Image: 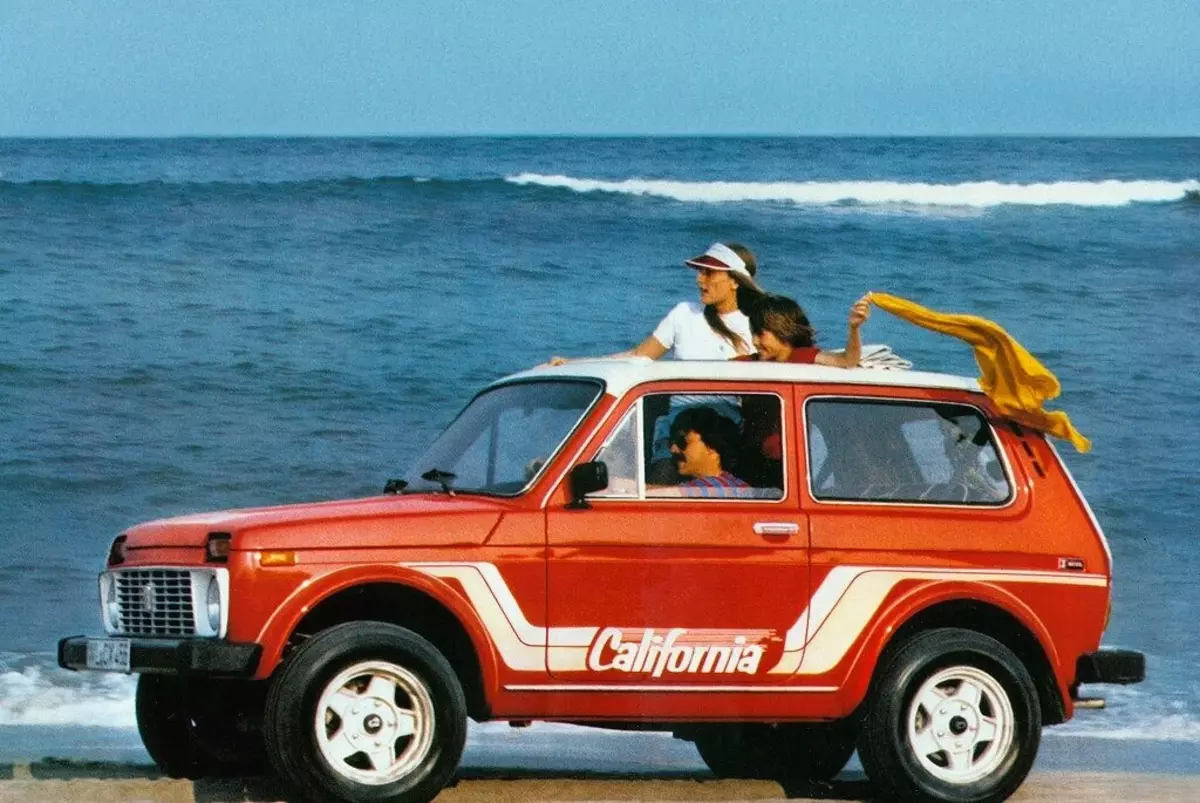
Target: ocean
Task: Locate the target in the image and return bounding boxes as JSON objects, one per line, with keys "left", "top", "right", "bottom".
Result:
{"left": 1, "top": 137, "right": 1198, "bottom": 758}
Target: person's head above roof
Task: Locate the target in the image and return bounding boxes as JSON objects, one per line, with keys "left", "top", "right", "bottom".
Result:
{"left": 684, "top": 242, "right": 764, "bottom": 295}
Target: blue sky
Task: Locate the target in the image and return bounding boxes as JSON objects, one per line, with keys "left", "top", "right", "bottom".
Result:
{"left": 2, "top": 0, "right": 1197, "bottom": 136}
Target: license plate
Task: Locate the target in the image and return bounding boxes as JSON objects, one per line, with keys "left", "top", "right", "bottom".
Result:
{"left": 86, "top": 639, "right": 131, "bottom": 672}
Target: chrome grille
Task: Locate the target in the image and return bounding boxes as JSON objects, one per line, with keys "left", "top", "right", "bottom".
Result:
{"left": 114, "top": 568, "right": 195, "bottom": 636}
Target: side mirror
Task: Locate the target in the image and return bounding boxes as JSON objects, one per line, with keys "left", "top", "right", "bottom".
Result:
{"left": 567, "top": 461, "right": 608, "bottom": 509}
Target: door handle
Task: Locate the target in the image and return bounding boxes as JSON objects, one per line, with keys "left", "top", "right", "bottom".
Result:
{"left": 753, "top": 522, "right": 800, "bottom": 536}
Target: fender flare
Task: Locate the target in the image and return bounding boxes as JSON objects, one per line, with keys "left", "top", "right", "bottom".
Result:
{"left": 836, "top": 580, "right": 1062, "bottom": 714}
{"left": 251, "top": 564, "right": 499, "bottom": 696}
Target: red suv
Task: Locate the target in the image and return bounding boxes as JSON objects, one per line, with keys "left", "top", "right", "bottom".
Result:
{"left": 60, "top": 359, "right": 1144, "bottom": 803}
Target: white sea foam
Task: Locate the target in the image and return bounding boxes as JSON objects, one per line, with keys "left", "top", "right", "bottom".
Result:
{"left": 0, "top": 662, "right": 136, "bottom": 727}
{"left": 506, "top": 173, "right": 1200, "bottom": 209}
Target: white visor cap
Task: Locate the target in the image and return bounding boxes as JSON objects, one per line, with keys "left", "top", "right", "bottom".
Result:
{"left": 684, "top": 243, "right": 761, "bottom": 290}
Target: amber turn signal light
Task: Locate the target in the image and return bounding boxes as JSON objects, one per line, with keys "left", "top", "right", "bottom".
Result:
{"left": 260, "top": 551, "right": 297, "bottom": 567}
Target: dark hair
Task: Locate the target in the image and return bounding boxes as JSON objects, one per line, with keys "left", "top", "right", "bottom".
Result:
{"left": 747, "top": 294, "right": 817, "bottom": 348}
{"left": 702, "top": 243, "right": 766, "bottom": 354}
{"left": 671, "top": 407, "right": 740, "bottom": 471}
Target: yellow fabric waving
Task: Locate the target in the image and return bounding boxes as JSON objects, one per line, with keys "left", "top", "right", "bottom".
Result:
{"left": 868, "top": 292, "right": 1091, "bottom": 452}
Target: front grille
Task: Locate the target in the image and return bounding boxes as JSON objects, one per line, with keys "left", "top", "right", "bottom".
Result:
{"left": 114, "top": 568, "right": 196, "bottom": 636}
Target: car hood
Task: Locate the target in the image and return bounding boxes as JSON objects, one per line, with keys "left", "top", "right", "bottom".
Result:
{"left": 121, "top": 494, "right": 514, "bottom": 551}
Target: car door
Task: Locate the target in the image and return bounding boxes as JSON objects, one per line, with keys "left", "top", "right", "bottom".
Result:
{"left": 544, "top": 381, "right": 811, "bottom": 686}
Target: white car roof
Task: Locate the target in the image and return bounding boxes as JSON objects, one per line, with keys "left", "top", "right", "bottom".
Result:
{"left": 495, "top": 358, "right": 983, "bottom": 399}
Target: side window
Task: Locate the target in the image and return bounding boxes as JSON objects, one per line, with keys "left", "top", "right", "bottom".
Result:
{"left": 644, "top": 393, "right": 784, "bottom": 500}
{"left": 587, "top": 392, "right": 787, "bottom": 501}
{"left": 807, "top": 399, "right": 1011, "bottom": 505}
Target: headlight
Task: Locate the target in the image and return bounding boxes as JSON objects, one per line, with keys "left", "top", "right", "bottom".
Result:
{"left": 205, "top": 574, "right": 222, "bottom": 633}
{"left": 102, "top": 574, "right": 120, "bottom": 631}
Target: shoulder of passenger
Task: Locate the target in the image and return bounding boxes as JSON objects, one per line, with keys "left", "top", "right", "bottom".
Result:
{"left": 669, "top": 300, "right": 703, "bottom": 317}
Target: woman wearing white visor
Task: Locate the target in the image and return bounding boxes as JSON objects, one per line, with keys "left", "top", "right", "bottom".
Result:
{"left": 549, "top": 242, "right": 766, "bottom": 481}
{"left": 550, "top": 242, "right": 766, "bottom": 364}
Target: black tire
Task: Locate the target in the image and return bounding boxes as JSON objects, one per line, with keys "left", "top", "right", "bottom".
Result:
{"left": 858, "top": 628, "right": 1041, "bottom": 803}
{"left": 765, "top": 721, "right": 859, "bottom": 781}
{"left": 695, "top": 720, "right": 857, "bottom": 781}
{"left": 262, "top": 621, "right": 467, "bottom": 803}
{"left": 135, "top": 674, "right": 268, "bottom": 779}
{"left": 694, "top": 725, "right": 760, "bottom": 778}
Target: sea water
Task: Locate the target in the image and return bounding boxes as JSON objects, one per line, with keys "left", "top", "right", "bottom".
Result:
{"left": 1, "top": 137, "right": 1197, "bottom": 750}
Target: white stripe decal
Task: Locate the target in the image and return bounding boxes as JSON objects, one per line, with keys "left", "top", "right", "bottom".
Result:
{"left": 768, "top": 566, "right": 1107, "bottom": 675}
{"left": 403, "top": 562, "right": 596, "bottom": 672}
{"left": 404, "top": 561, "right": 1106, "bottom": 680}
{"left": 505, "top": 684, "right": 838, "bottom": 693}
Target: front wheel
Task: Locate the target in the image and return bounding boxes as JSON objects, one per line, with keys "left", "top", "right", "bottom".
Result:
{"left": 263, "top": 622, "right": 466, "bottom": 803}
{"left": 858, "top": 628, "right": 1041, "bottom": 803}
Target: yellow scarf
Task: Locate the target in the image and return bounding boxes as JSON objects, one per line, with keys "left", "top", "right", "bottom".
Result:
{"left": 868, "top": 292, "right": 1091, "bottom": 452}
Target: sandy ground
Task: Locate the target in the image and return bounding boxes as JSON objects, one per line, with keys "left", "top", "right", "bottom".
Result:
{"left": 2, "top": 768, "right": 1200, "bottom": 803}
{"left": 2, "top": 724, "right": 1197, "bottom": 802}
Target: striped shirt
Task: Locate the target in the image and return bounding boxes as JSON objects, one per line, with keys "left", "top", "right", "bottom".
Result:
{"left": 679, "top": 472, "right": 754, "bottom": 498}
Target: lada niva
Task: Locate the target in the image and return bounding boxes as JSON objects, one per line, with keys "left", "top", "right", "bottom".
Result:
{"left": 59, "top": 358, "right": 1144, "bottom": 803}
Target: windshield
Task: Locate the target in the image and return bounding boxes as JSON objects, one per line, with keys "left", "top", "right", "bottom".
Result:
{"left": 402, "top": 380, "right": 603, "bottom": 496}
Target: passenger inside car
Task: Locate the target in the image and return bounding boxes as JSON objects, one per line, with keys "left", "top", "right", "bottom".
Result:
{"left": 589, "top": 392, "right": 784, "bottom": 501}
{"left": 647, "top": 406, "right": 756, "bottom": 498}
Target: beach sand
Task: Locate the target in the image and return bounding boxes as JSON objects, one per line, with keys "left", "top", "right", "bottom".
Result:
{"left": 1, "top": 767, "right": 1199, "bottom": 803}
{"left": 1, "top": 729, "right": 1197, "bottom": 803}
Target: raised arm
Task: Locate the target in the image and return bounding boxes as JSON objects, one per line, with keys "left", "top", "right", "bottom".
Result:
{"left": 548, "top": 334, "right": 668, "bottom": 366}
{"left": 815, "top": 295, "right": 870, "bottom": 368}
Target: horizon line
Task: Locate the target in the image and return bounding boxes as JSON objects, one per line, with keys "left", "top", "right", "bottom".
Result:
{"left": 2, "top": 132, "right": 1198, "bottom": 141}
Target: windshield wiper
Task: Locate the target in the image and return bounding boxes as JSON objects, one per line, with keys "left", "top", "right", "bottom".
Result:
{"left": 383, "top": 478, "right": 408, "bottom": 494}
{"left": 420, "top": 468, "right": 458, "bottom": 495}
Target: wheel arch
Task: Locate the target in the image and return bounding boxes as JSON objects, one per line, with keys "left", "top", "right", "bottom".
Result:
{"left": 842, "top": 585, "right": 1067, "bottom": 726}
{"left": 255, "top": 567, "right": 497, "bottom": 720}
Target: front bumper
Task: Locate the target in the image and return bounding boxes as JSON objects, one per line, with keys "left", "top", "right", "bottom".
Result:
{"left": 58, "top": 635, "right": 261, "bottom": 677}
{"left": 1076, "top": 648, "right": 1146, "bottom": 685}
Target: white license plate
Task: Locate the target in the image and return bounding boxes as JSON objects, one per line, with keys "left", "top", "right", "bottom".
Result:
{"left": 86, "top": 639, "right": 131, "bottom": 672}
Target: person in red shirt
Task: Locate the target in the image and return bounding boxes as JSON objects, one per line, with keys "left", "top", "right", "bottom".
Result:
{"left": 743, "top": 294, "right": 870, "bottom": 366}
{"left": 739, "top": 294, "right": 872, "bottom": 465}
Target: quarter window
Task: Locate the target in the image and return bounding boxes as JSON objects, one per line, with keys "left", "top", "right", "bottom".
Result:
{"left": 807, "top": 399, "right": 1011, "bottom": 505}
{"left": 591, "top": 406, "right": 640, "bottom": 498}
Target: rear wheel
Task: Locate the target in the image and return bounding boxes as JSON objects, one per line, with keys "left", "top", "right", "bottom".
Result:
{"left": 263, "top": 621, "right": 466, "bottom": 803}
{"left": 136, "top": 674, "right": 268, "bottom": 779}
{"left": 858, "top": 628, "right": 1041, "bottom": 803}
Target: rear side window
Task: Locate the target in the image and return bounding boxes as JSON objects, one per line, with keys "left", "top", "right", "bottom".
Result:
{"left": 806, "top": 399, "right": 1012, "bottom": 505}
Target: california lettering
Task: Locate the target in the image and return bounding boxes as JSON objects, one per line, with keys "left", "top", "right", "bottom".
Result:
{"left": 586, "top": 627, "right": 765, "bottom": 676}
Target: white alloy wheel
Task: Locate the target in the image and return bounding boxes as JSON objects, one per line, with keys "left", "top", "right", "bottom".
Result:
{"left": 314, "top": 659, "right": 437, "bottom": 786}
{"left": 906, "top": 664, "right": 1015, "bottom": 785}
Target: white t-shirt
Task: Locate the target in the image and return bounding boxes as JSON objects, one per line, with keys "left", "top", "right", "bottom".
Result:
{"left": 651, "top": 301, "right": 756, "bottom": 360}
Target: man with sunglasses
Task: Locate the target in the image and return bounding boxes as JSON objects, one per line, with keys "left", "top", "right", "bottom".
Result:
{"left": 650, "top": 406, "right": 753, "bottom": 498}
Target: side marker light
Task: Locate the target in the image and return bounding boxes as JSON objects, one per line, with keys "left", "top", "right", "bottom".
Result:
{"left": 260, "top": 551, "right": 297, "bottom": 567}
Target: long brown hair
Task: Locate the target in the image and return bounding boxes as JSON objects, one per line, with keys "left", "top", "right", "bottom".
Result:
{"left": 702, "top": 243, "right": 765, "bottom": 354}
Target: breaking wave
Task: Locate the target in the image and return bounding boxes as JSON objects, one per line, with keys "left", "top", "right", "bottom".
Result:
{"left": 506, "top": 174, "right": 1200, "bottom": 209}
{"left": 0, "top": 655, "right": 135, "bottom": 727}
